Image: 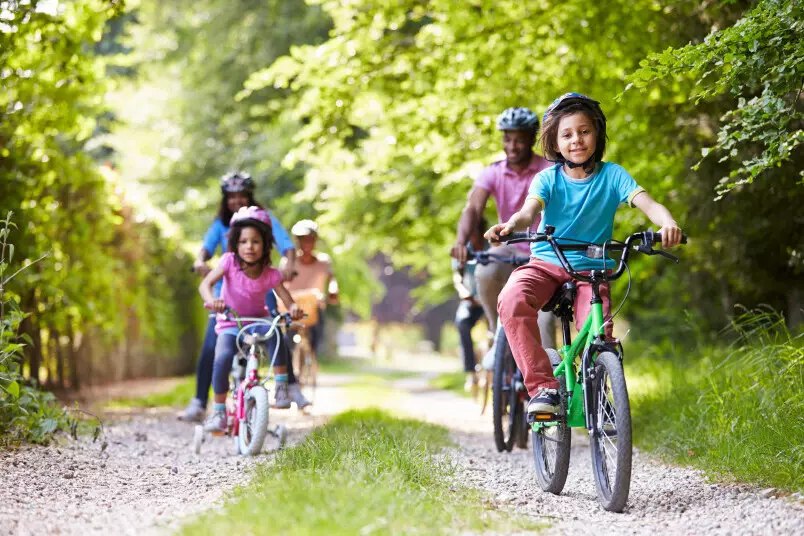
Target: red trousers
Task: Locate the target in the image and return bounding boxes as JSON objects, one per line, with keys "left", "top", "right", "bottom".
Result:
{"left": 497, "top": 260, "right": 613, "bottom": 395}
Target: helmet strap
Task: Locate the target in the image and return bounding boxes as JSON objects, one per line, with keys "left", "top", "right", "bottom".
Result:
{"left": 564, "top": 155, "right": 596, "bottom": 175}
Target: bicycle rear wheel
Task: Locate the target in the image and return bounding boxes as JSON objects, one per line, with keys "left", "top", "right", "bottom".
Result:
{"left": 514, "top": 395, "right": 528, "bottom": 449}
{"left": 492, "top": 328, "right": 516, "bottom": 452}
{"left": 532, "top": 349, "right": 571, "bottom": 494}
{"left": 589, "top": 351, "right": 632, "bottom": 512}
{"left": 237, "top": 385, "right": 270, "bottom": 456}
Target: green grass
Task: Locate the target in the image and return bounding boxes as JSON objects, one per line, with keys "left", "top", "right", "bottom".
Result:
{"left": 429, "top": 371, "right": 473, "bottom": 398}
{"left": 180, "top": 409, "right": 540, "bottom": 535}
{"left": 628, "top": 309, "right": 803, "bottom": 491}
{"left": 104, "top": 376, "right": 199, "bottom": 409}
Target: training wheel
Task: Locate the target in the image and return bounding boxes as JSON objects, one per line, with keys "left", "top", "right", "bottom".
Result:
{"left": 274, "top": 424, "right": 288, "bottom": 448}
{"left": 193, "top": 425, "right": 204, "bottom": 455}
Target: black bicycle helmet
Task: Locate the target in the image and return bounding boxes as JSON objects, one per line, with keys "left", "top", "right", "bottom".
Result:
{"left": 542, "top": 93, "right": 607, "bottom": 170}
{"left": 220, "top": 171, "right": 255, "bottom": 193}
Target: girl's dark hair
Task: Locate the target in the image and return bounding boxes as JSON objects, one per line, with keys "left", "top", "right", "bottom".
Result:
{"left": 540, "top": 100, "right": 607, "bottom": 170}
{"left": 227, "top": 220, "right": 273, "bottom": 267}
{"left": 218, "top": 191, "right": 261, "bottom": 226}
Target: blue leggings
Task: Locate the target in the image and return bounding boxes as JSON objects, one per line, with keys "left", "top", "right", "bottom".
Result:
{"left": 195, "top": 316, "right": 296, "bottom": 406}
{"left": 211, "top": 324, "right": 291, "bottom": 395}
{"left": 455, "top": 300, "right": 485, "bottom": 372}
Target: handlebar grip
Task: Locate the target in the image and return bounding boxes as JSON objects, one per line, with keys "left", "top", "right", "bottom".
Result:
{"left": 652, "top": 232, "right": 688, "bottom": 245}
{"left": 505, "top": 232, "right": 532, "bottom": 241}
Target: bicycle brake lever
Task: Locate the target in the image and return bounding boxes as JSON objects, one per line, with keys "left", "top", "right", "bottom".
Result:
{"left": 655, "top": 249, "right": 679, "bottom": 263}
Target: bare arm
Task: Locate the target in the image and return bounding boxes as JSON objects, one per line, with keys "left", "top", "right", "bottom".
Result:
{"left": 484, "top": 198, "right": 543, "bottom": 243}
{"left": 199, "top": 264, "right": 226, "bottom": 311}
{"left": 451, "top": 187, "right": 490, "bottom": 264}
{"left": 193, "top": 248, "right": 213, "bottom": 277}
{"left": 281, "top": 248, "right": 297, "bottom": 281}
{"left": 274, "top": 282, "right": 303, "bottom": 320}
{"left": 631, "top": 192, "right": 682, "bottom": 248}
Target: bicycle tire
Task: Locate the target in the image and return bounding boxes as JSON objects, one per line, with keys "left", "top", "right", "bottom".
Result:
{"left": 589, "top": 351, "right": 632, "bottom": 512}
{"left": 514, "top": 399, "right": 529, "bottom": 449}
{"left": 532, "top": 348, "right": 571, "bottom": 494}
{"left": 292, "top": 344, "right": 303, "bottom": 384}
{"left": 492, "top": 328, "right": 516, "bottom": 452}
{"left": 237, "top": 385, "right": 270, "bottom": 456}
{"left": 308, "top": 350, "right": 318, "bottom": 402}
{"left": 479, "top": 370, "right": 491, "bottom": 416}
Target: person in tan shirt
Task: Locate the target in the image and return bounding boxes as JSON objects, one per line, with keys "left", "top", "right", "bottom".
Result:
{"left": 280, "top": 220, "right": 339, "bottom": 353}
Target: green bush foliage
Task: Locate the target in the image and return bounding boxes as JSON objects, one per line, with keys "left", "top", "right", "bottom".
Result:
{"left": 629, "top": 308, "right": 803, "bottom": 490}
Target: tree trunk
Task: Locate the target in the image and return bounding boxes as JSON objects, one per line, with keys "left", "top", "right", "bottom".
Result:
{"left": 66, "top": 320, "right": 80, "bottom": 390}
{"left": 788, "top": 285, "right": 803, "bottom": 331}
{"left": 52, "top": 326, "right": 65, "bottom": 389}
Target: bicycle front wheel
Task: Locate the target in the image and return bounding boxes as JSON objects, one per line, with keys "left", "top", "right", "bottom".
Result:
{"left": 492, "top": 328, "right": 516, "bottom": 452}
{"left": 532, "top": 349, "right": 571, "bottom": 494}
{"left": 237, "top": 385, "right": 270, "bottom": 456}
{"left": 589, "top": 351, "right": 632, "bottom": 512}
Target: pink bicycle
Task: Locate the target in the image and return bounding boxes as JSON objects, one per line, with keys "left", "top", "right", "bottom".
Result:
{"left": 193, "top": 310, "right": 291, "bottom": 456}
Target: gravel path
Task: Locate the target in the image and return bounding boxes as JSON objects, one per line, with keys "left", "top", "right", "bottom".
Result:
{"left": 2, "top": 353, "right": 802, "bottom": 535}
{"left": 388, "top": 371, "right": 804, "bottom": 536}
{"left": 0, "top": 378, "right": 348, "bottom": 536}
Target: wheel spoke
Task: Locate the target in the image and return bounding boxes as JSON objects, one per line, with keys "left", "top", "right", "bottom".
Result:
{"left": 595, "top": 370, "right": 619, "bottom": 491}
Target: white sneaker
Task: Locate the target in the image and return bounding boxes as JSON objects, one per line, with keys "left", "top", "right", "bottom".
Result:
{"left": 274, "top": 383, "right": 291, "bottom": 409}
{"left": 202, "top": 410, "right": 227, "bottom": 433}
{"left": 288, "top": 382, "right": 311, "bottom": 409}
{"left": 177, "top": 398, "right": 205, "bottom": 422}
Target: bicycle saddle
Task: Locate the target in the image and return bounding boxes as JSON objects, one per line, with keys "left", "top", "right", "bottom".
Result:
{"left": 541, "top": 281, "right": 576, "bottom": 319}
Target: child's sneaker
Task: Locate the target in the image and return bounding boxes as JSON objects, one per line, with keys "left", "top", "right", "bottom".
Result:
{"left": 288, "top": 383, "right": 311, "bottom": 409}
{"left": 202, "top": 409, "right": 227, "bottom": 433}
{"left": 274, "top": 383, "right": 291, "bottom": 409}
{"left": 177, "top": 398, "right": 205, "bottom": 422}
{"left": 527, "top": 388, "right": 560, "bottom": 414}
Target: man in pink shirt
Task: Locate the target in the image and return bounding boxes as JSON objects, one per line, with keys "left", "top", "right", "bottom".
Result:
{"left": 451, "top": 107, "right": 556, "bottom": 348}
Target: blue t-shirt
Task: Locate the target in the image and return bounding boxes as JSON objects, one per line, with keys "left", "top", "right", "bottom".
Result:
{"left": 202, "top": 214, "right": 294, "bottom": 305}
{"left": 528, "top": 162, "right": 645, "bottom": 271}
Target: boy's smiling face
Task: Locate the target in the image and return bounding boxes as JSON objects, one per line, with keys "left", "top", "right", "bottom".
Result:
{"left": 557, "top": 112, "right": 596, "bottom": 166}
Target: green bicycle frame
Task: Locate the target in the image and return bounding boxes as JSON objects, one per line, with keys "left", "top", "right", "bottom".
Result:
{"left": 549, "top": 299, "right": 606, "bottom": 429}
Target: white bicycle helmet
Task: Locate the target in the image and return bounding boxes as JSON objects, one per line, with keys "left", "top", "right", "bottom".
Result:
{"left": 291, "top": 219, "right": 319, "bottom": 237}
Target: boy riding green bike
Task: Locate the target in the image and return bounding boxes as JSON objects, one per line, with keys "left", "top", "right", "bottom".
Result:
{"left": 486, "top": 93, "right": 684, "bottom": 511}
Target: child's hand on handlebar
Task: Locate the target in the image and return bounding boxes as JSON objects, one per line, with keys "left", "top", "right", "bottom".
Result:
{"left": 206, "top": 299, "right": 227, "bottom": 313}
{"left": 658, "top": 223, "right": 683, "bottom": 248}
{"left": 485, "top": 223, "right": 514, "bottom": 244}
{"left": 289, "top": 303, "right": 304, "bottom": 321}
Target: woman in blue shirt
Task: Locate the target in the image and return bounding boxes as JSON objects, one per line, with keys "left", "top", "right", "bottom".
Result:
{"left": 179, "top": 171, "right": 309, "bottom": 421}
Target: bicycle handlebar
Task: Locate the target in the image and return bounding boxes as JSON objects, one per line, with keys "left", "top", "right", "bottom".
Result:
{"left": 203, "top": 303, "right": 299, "bottom": 327}
{"left": 501, "top": 225, "right": 687, "bottom": 283}
{"left": 465, "top": 245, "right": 530, "bottom": 267}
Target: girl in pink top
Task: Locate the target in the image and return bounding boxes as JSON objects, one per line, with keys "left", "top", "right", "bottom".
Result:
{"left": 199, "top": 206, "right": 303, "bottom": 432}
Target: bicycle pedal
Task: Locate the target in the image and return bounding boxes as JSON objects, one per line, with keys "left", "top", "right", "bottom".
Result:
{"left": 210, "top": 431, "right": 225, "bottom": 437}
{"left": 527, "top": 412, "right": 557, "bottom": 424}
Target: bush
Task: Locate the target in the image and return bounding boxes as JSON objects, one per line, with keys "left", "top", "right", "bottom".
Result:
{"left": 0, "top": 213, "right": 66, "bottom": 445}
{"left": 629, "top": 307, "right": 804, "bottom": 490}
